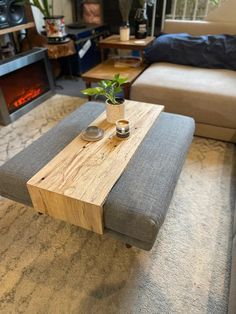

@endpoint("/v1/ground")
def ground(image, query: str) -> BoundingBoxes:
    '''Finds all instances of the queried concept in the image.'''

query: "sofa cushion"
[145,33,236,70]
[104,112,195,244]
[130,62,236,130]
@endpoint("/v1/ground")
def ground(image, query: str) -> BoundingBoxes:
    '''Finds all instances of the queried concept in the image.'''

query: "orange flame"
[12,87,42,108]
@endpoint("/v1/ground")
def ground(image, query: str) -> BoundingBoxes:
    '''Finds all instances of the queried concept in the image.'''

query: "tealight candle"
[116,119,130,138]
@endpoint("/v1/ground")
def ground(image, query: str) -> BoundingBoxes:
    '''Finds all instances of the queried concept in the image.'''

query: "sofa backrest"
[163,20,236,36]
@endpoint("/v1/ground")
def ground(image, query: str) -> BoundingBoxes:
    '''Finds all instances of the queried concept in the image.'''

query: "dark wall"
[74,0,172,35]
[103,0,145,34]
[103,0,172,35]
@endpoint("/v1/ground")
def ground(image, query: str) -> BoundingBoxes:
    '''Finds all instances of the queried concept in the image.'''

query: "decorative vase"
[44,16,66,43]
[106,98,125,124]
[134,8,148,39]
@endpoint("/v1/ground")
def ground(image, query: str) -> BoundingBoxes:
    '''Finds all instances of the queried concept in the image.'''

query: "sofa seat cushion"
[130,62,236,130]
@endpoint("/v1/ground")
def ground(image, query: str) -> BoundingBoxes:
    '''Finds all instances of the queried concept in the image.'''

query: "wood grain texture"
[27,100,164,234]
[82,59,147,83]
[0,22,35,36]
[45,40,76,59]
[99,35,155,50]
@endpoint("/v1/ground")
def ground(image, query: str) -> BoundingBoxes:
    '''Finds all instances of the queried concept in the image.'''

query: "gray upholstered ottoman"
[0,102,195,250]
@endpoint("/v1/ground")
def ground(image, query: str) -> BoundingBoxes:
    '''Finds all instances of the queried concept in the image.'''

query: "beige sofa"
[130,20,236,143]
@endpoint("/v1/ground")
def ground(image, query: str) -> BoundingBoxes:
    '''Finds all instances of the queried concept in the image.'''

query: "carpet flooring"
[0,95,235,314]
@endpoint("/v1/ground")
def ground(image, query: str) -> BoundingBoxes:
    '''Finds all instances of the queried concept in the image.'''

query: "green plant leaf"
[42,0,50,17]
[114,73,120,81]
[15,0,31,6]
[105,80,113,88]
[18,0,49,16]
[119,77,128,84]
[114,86,122,94]
[116,77,128,85]
[81,87,104,96]
[82,74,127,102]
[33,0,47,15]
[98,80,108,89]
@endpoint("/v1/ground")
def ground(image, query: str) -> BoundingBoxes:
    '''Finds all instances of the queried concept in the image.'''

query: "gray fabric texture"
[0,102,194,250]
[104,113,195,245]
[106,229,153,251]
[233,204,236,238]
[229,235,236,314]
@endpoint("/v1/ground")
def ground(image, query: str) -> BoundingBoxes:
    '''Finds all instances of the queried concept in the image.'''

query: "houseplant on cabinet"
[81,74,128,124]
[19,0,66,42]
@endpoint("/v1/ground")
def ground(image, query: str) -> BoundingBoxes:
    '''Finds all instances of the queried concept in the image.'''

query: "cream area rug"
[0,95,235,314]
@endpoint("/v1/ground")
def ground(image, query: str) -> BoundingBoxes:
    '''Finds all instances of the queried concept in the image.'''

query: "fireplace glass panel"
[0,60,50,114]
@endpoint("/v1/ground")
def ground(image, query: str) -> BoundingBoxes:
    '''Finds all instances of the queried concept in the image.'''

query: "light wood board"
[99,35,155,50]
[0,22,35,36]
[82,59,147,83]
[27,100,164,234]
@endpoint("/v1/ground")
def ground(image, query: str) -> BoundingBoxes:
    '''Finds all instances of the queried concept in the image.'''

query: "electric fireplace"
[0,48,54,125]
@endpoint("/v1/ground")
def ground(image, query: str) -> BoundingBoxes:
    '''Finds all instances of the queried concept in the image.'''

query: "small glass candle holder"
[119,25,130,42]
[116,119,130,139]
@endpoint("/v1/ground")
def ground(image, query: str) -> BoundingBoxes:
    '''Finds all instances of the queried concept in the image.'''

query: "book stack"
[113,56,142,68]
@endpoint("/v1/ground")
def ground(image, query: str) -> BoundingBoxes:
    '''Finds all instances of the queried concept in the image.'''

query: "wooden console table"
[27,100,164,234]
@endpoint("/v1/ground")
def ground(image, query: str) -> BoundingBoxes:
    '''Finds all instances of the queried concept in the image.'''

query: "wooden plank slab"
[99,35,155,50]
[0,22,35,36]
[27,100,164,234]
[82,59,147,83]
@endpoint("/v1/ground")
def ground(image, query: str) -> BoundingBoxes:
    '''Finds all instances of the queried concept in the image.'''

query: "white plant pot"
[106,100,125,124]
[44,16,66,40]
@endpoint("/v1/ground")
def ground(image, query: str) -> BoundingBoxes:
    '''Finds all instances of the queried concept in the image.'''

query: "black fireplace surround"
[0,48,54,125]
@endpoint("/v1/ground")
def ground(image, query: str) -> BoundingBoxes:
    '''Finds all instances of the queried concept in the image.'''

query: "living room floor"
[55,77,121,100]
[55,77,87,98]
[0,86,235,313]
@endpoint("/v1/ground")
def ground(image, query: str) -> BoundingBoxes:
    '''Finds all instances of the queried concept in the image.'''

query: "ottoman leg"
[85,81,92,101]
[125,243,132,249]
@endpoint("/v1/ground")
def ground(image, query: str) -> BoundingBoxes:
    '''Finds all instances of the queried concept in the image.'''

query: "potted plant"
[19,0,66,42]
[81,74,128,124]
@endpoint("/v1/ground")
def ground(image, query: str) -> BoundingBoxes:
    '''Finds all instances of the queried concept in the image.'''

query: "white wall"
[206,0,236,23]
[53,0,73,23]
[32,0,73,32]
[32,6,44,32]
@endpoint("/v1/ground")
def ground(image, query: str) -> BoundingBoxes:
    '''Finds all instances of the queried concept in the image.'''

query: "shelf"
[0,22,35,36]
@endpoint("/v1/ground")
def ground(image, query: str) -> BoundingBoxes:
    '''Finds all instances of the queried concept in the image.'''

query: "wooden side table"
[82,35,155,99]
[82,59,147,99]
[44,39,76,78]
[45,39,76,59]
[99,35,155,61]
